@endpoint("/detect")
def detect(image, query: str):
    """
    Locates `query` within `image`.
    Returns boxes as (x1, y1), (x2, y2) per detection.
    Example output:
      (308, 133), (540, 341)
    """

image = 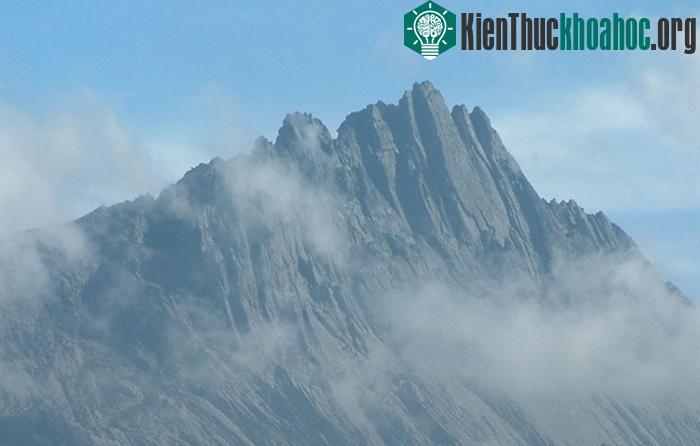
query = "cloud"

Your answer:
(495, 55), (700, 215)
(221, 160), (347, 262)
(171, 307), (296, 383)
(634, 56), (700, 148)
(377, 254), (700, 402)
(0, 221), (92, 405)
(0, 222), (91, 303)
(493, 54), (700, 298)
(197, 117), (349, 264)
(0, 91), (161, 233)
(0, 86), (257, 235)
(146, 83), (259, 182)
